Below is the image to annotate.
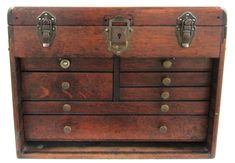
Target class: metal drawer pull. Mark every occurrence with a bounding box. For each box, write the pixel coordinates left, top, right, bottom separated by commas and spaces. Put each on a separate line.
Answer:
63, 126, 72, 134
61, 82, 70, 90
161, 91, 170, 100
63, 104, 71, 112
161, 104, 170, 112
162, 77, 171, 86
60, 59, 70, 69
162, 60, 173, 69
159, 125, 168, 134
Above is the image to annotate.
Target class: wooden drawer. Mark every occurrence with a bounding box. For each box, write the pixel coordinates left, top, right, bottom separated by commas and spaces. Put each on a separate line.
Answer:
120, 58, 212, 72
23, 101, 209, 115
120, 87, 210, 101
21, 58, 113, 72
24, 115, 208, 141
120, 72, 211, 87
22, 73, 113, 100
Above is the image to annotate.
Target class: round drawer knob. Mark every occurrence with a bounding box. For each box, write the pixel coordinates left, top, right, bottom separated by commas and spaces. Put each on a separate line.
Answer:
60, 59, 71, 69
162, 60, 173, 69
159, 125, 168, 134
161, 91, 170, 100
161, 104, 170, 112
63, 104, 71, 112
61, 82, 70, 90
64, 126, 72, 134
162, 77, 171, 86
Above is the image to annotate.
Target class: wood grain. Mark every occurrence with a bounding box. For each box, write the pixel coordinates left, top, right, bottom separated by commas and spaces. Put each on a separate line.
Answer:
8, 7, 226, 26
24, 115, 208, 141
120, 72, 211, 87
12, 26, 223, 58
120, 58, 212, 72
22, 73, 113, 100
23, 101, 209, 115
120, 87, 210, 101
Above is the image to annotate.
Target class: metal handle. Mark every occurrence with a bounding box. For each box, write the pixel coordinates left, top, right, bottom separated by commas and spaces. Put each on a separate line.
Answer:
162, 60, 173, 69
159, 125, 168, 134
63, 104, 71, 112
64, 126, 72, 134
61, 82, 70, 90
161, 91, 170, 100
162, 77, 171, 86
161, 104, 170, 112
60, 59, 71, 69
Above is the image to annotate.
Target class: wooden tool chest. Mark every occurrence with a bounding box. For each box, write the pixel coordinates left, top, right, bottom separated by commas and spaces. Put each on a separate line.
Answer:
8, 7, 226, 158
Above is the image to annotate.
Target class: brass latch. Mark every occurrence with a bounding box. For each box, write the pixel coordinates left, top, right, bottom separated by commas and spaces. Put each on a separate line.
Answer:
105, 16, 133, 55
176, 12, 196, 48
37, 11, 56, 47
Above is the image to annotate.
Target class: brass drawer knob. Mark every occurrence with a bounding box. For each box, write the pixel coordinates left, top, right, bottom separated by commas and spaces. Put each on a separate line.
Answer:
63, 104, 71, 112
159, 125, 168, 134
161, 91, 170, 100
61, 82, 70, 90
162, 77, 171, 86
64, 126, 72, 134
161, 104, 170, 112
60, 59, 71, 69
162, 60, 173, 69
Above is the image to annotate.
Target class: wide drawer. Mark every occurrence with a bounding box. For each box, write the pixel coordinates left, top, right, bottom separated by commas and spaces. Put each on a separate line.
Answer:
120, 58, 212, 72
21, 58, 113, 72
120, 87, 210, 101
120, 72, 211, 87
22, 73, 113, 100
23, 101, 209, 115
24, 115, 208, 141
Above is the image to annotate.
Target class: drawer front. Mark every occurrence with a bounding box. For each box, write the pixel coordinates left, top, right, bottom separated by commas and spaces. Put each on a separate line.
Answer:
120, 87, 210, 101
21, 58, 113, 72
24, 115, 208, 141
22, 73, 113, 100
23, 101, 209, 115
120, 58, 212, 72
120, 72, 211, 87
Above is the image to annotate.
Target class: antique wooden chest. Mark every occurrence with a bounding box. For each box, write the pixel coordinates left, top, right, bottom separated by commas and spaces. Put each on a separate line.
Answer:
8, 7, 226, 158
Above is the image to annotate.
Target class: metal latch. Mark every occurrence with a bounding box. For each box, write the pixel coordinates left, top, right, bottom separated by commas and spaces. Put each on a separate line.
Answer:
105, 16, 133, 55
37, 11, 56, 47
176, 12, 196, 48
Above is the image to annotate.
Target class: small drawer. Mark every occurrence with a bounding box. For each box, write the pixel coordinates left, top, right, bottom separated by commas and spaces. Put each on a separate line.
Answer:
21, 58, 113, 72
120, 87, 210, 101
22, 73, 113, 100
120, 72, 211, 87
23, 101, 209, 115
24, 115, 208, 141
120, 58, 212, 72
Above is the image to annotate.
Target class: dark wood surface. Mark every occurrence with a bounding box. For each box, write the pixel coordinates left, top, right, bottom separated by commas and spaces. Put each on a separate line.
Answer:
24, 115, 208, 141
120, 58, 212, 72
12, 26, 223, 58
22, 72, 113, 100
120, 87, 210, 101
8, 7, 226, 26
120, 72, 211, 87
8, 7, 226, 158
23, 101, 209, 115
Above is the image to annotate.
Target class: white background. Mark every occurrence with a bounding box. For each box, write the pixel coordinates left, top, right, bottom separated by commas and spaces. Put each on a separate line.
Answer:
0, 0, 234, 162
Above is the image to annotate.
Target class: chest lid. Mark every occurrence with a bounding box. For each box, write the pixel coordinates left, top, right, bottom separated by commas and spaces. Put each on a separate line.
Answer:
8, 7, 226, 58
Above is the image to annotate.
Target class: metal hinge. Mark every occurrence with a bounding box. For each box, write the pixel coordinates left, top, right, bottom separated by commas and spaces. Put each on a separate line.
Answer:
105, 16, 133, 55
176, 12, 196, 48
37, 11, 56, 47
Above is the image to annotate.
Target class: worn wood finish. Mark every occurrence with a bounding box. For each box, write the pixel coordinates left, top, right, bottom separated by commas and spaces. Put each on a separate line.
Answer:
12, 26, 223, 58
24, 115, 208, 141
120, 72, 211, 87
120, 58, 212, 72
21, 58, 113, 72
120, 87, 210, 101
8, 7, 226, 158
23, 101, 209, 115
22, 73, 113, 100
8, 7, 226, 26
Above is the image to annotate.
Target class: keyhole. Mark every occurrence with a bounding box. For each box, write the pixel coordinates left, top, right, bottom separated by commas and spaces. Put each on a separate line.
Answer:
117, 33, 121, 39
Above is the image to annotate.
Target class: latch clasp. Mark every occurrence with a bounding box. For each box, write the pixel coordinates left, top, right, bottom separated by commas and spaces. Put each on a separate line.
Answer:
176, 12, 196, 48
37, 11, 56, 48
105, 16, 133, 55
